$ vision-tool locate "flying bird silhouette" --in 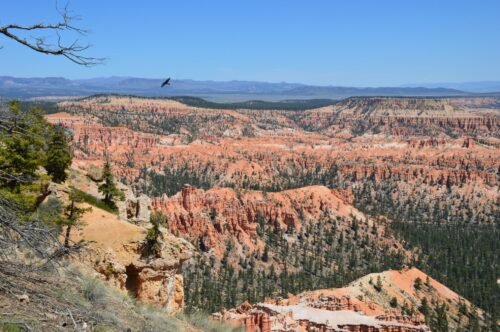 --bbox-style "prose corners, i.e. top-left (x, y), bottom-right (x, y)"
top-left (161, 77), bottom-right (171, 88)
